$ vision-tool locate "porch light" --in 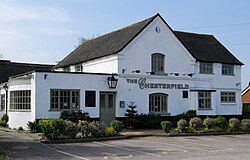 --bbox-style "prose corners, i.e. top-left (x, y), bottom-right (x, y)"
top-left (3, 83), bottom-right (8, 91)
top-left (107, 74), bottom-right (118, 89)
